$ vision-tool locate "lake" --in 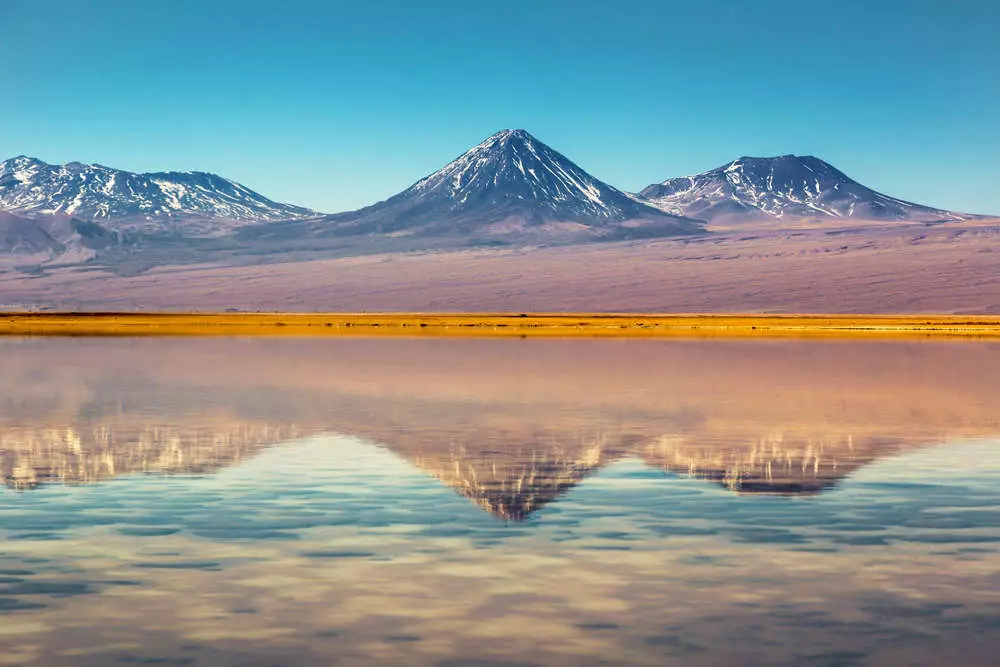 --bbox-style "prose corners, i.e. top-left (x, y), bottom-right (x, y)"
top-left (1, 337), bottom-right (999, 666)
